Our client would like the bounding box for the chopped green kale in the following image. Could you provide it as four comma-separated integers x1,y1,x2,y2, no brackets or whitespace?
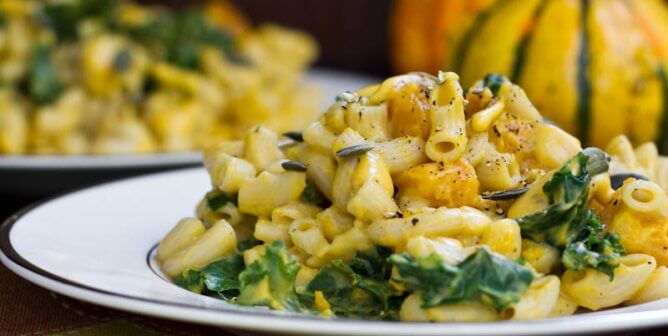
482,73,508,96
301,247,402,319
516,149,624,279
27,43,62,105
300,181,331,208
174,253,244,300
205,190,237,211
237,237,261,252
35,0,118,41
390,247,534,311
237,241,304,312
561,211,625,279
118,9,234,69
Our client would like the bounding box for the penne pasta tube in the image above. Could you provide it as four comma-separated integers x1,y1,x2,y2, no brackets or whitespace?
377,136,428,175
156,217,206,263
425,72,467,162
162,219,237,277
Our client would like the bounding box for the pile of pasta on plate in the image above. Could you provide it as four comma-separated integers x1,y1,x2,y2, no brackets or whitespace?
157,71,668,322
0,0,317,155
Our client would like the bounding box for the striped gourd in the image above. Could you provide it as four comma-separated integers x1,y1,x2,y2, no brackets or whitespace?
390,0,668,151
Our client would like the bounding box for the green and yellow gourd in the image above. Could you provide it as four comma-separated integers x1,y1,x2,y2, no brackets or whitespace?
390,0,668,151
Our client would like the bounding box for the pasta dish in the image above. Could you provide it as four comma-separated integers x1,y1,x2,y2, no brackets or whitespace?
0,0,317,155
157,71,668,321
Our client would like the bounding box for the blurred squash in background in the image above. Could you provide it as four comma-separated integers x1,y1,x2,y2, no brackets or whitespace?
390,0,668,151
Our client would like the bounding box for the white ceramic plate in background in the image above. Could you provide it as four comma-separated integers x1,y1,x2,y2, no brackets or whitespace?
0,69,377,197
2,167,668,336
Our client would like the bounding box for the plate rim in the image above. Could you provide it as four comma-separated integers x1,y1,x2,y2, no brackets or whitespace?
0,151,202,170
2,170,668,336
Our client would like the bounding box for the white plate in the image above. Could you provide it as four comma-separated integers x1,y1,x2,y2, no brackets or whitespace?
0,69,377,197
2,168,668,336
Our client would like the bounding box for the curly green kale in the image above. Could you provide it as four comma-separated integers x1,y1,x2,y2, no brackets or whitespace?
301,247,402,319
516,149,625,279
173,253,244,300
390,247,534,311
236,241,304,312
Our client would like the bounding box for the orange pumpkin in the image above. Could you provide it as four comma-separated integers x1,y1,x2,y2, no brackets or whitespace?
390,0,668,151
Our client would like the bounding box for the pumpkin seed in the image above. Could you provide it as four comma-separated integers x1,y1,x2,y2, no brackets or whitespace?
281,160,308,172
340,91,359,104
283,131,303,142
582,147,610,176
335,143,374,157
437,70,447,84
481,187,529,201
610,173,648,190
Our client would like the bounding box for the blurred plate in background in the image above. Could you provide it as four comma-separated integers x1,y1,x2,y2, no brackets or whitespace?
0,69,377,198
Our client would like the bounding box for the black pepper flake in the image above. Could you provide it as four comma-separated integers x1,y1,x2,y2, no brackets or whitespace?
493,125,501,137
411,218,419,225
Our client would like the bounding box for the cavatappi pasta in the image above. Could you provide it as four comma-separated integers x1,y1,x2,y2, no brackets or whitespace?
0,0,317,155
158,71,668,321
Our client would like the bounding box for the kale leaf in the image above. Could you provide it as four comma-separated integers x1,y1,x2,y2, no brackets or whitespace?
349,246,393,282
200,253,245,295
174,253,244,300
516,149,624,279
118,9,234,70
237,241,304,312
390,247,534,311
174,269,204,293
27,44,62,105
516,152,593,247
35,0,118,41
205,190,238,211
300,181,331,208
562,211,625,279
302,247,402,319
482,73,508,96
237,237,261,252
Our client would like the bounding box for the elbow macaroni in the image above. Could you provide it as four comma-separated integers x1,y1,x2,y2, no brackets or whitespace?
562,254,656,311
159,71,668,322
425,72,468,163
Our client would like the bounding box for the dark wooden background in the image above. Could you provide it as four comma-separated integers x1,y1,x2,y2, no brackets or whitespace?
142,0,394,77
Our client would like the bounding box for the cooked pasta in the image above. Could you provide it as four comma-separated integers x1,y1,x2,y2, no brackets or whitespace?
158,71,668,322
0,0,317,155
